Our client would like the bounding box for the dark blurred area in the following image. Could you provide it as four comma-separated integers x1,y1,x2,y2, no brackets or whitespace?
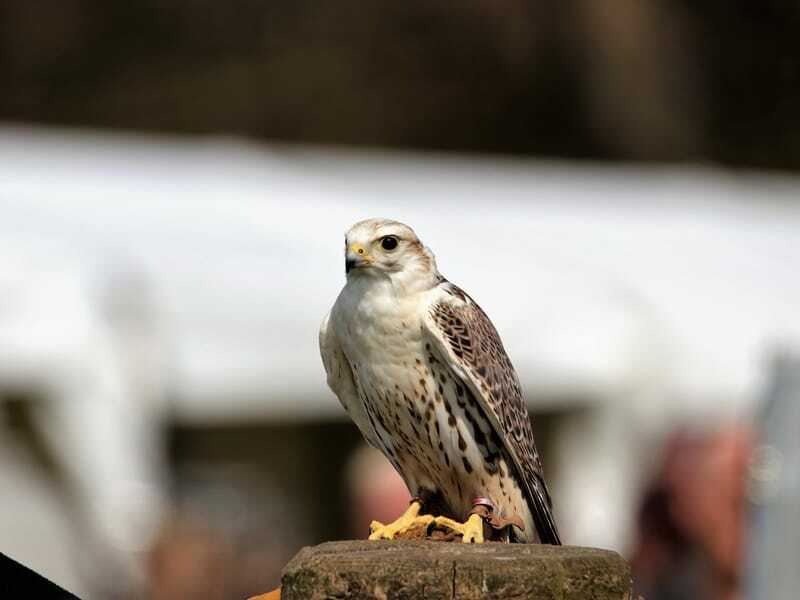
630,425,752,600
3,0,800,168
2,2,800,600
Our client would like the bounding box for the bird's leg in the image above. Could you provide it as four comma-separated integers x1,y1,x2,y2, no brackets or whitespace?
368,498,434,540
432,514,485,543
433,497,506,544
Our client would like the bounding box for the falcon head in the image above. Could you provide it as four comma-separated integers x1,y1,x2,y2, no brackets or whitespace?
344,218,438,284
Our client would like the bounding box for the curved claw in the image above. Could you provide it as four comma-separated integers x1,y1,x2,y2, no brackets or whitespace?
432,513,486,543
461,513,485,544
368,520,389,540
368,515,433,540
367,501,433,540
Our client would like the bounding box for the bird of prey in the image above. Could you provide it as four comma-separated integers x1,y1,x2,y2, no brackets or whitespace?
320,218,560,544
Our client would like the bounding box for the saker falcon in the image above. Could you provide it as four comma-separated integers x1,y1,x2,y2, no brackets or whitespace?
320,218,561,544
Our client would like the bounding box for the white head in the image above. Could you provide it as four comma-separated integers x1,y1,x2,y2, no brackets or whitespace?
343,218,439,292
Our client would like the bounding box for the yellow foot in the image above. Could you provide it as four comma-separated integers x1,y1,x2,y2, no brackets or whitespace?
368,501,434,540
433,513,485,543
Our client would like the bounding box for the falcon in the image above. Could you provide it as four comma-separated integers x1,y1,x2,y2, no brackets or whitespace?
319,218,560,544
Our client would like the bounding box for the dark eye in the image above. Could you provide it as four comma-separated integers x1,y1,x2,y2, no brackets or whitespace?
381,236,398,251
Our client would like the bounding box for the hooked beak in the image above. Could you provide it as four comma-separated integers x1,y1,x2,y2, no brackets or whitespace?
345,243,372,274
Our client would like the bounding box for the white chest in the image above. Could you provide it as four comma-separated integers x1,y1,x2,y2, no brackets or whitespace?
331,278,426,378
331,278,435,461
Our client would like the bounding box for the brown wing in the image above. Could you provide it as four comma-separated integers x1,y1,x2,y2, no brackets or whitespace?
423,280,561,544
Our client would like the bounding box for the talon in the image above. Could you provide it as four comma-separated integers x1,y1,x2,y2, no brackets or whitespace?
368,520,387,539
461,513,485,544
367,500,432,540
432,513,486,544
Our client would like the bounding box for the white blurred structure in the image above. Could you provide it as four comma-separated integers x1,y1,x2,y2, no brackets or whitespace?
0,236,167,597
0,126,798,591
747,353,800,600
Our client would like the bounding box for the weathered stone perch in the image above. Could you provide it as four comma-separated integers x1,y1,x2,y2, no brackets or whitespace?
281,540,631,600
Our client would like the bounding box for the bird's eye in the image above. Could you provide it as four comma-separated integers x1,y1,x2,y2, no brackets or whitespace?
381,236,399,251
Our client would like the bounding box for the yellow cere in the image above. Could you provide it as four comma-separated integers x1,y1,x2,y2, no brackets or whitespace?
350,243,373,261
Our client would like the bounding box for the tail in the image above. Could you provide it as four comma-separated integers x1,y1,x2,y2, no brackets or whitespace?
534,503,562,545
527,473,562,545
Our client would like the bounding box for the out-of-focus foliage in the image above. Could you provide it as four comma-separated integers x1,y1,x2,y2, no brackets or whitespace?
2,0,800,169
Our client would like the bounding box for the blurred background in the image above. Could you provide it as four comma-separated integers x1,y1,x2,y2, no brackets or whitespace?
1,2,799,599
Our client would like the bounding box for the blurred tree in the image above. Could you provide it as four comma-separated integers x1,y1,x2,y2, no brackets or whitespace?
1,0,799,169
